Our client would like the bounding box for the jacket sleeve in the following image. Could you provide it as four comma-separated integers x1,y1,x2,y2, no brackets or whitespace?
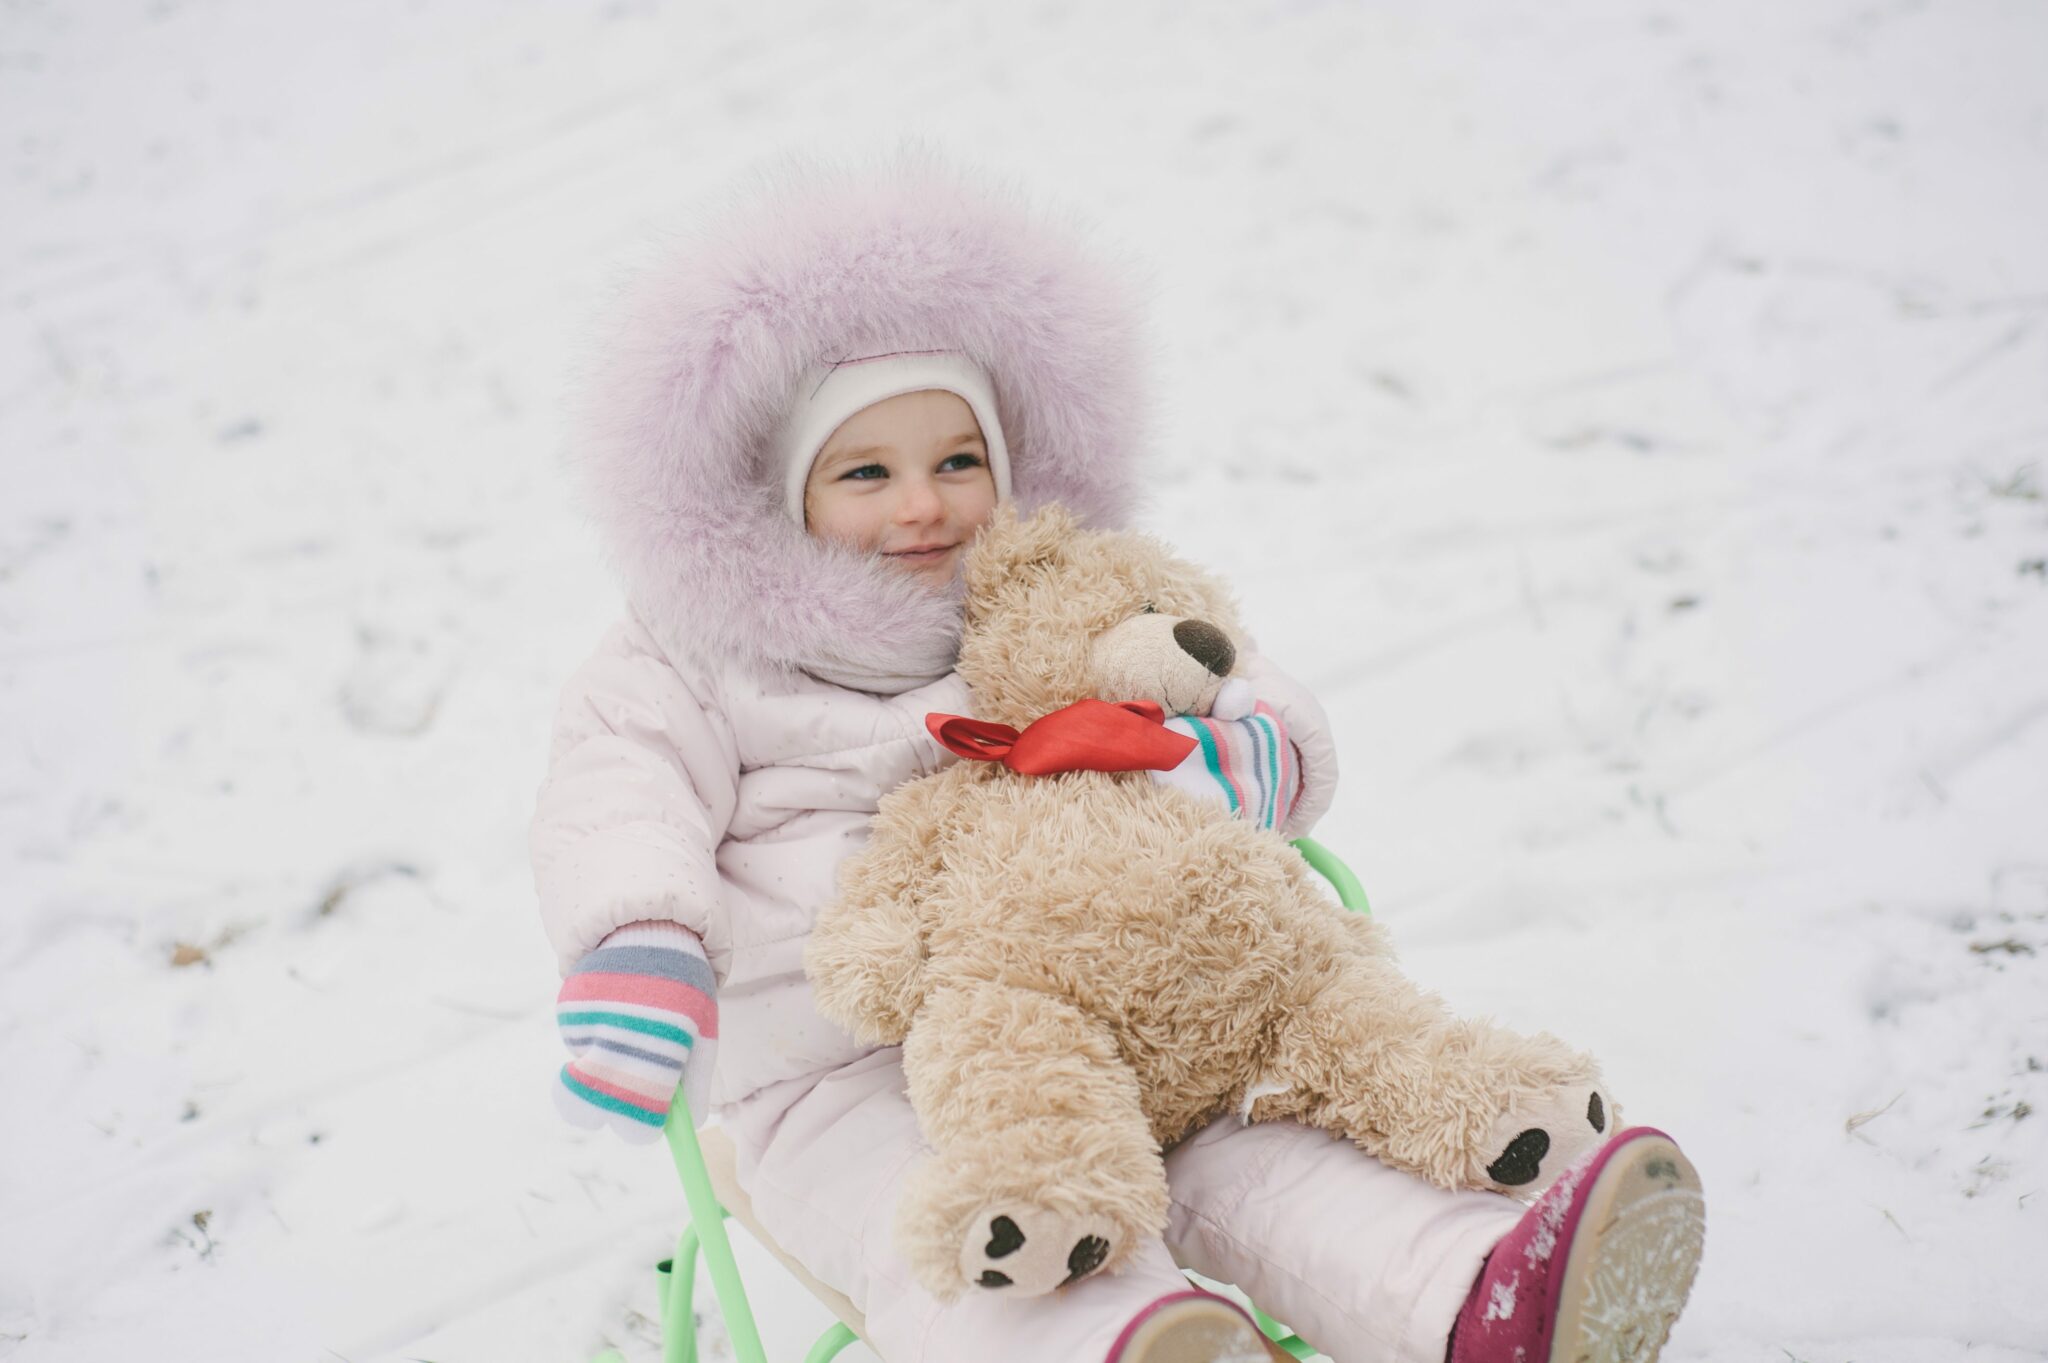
1233,644,1338,842
530,621,742,975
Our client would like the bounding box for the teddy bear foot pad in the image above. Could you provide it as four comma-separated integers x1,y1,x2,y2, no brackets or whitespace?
961,1206,1117,1294
1482,1083,1617,1199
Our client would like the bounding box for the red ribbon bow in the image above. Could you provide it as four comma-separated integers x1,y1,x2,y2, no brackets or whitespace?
926,699,1200,776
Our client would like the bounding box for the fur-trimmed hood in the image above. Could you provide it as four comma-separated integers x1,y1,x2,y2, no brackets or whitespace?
567,140,1161,692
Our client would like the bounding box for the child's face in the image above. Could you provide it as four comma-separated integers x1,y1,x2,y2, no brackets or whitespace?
803,389,998,588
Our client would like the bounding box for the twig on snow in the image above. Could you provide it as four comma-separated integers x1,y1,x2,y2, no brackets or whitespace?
1845,1091,1904,1142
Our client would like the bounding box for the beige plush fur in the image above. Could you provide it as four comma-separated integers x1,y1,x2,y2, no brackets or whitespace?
805,504,1616,1302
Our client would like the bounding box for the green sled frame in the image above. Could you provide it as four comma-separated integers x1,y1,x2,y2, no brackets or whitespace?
595,835,1370,1363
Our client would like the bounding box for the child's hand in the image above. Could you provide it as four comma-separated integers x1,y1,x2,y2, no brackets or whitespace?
1159,692,1303,832
554,920,719,1142
1226,650,1338,839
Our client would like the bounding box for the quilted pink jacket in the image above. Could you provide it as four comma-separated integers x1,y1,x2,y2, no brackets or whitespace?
530,144,1335,1108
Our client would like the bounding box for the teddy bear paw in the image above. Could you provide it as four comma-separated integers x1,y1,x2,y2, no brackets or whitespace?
1481,1084,1619,1199
958,1206,1118,1296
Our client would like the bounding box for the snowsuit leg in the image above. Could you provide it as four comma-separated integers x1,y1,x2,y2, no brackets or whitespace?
721,1048,1195,1363
724,1050,1521,1363
1162,1115,1521,1363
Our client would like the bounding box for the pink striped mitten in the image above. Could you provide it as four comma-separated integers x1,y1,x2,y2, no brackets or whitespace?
1154,679,1301,831
554,920,719,1142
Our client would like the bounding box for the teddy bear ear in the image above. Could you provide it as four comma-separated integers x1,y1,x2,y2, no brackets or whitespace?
965,501,1079,595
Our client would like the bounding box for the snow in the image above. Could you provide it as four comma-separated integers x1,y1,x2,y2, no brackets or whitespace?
4,1,2045,1360
1484,1276,1518,1325
1523,1157,1581,1270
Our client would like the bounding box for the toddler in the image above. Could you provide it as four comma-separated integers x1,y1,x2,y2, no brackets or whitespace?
535,145,1703,1363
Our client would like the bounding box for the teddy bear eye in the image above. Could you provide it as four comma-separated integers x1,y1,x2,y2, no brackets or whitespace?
1139,603,1158,615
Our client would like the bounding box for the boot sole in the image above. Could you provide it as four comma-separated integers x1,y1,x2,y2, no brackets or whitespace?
1112,1289,1282,1363
1546,1129,1705,1363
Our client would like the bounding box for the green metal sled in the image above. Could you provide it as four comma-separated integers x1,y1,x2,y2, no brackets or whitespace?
596,835,1370,1363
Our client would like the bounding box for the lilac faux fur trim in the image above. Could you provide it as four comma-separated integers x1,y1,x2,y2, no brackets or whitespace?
568,139,1161,688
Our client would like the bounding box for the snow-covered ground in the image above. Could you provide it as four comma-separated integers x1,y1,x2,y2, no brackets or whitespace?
4,2,2044,1359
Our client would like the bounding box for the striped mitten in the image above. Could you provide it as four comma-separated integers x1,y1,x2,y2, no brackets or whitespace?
1154,679,1300,831
554,920,719,1142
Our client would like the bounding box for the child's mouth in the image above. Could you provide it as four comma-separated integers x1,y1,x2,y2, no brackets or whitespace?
885,544,956,564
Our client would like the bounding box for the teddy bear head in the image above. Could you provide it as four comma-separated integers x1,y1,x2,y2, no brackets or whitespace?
956,503,1247,730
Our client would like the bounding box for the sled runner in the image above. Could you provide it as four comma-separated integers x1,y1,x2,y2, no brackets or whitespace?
593,836,1371,1363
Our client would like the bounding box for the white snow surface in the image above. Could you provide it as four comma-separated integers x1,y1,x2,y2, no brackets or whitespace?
4,2,2046,1360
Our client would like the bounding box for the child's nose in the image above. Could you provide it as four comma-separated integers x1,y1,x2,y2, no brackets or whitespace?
895,476,944,523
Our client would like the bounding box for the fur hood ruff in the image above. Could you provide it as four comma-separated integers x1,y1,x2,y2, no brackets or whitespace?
568,141,1160,692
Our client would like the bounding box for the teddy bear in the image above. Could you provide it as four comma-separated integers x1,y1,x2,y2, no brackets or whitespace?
803,503,1616,1302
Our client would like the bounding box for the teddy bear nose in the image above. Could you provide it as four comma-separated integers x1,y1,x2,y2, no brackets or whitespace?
1172,620,1236,677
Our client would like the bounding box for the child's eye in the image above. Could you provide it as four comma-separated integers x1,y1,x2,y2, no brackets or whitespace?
939,452,984,472
839,464,888,481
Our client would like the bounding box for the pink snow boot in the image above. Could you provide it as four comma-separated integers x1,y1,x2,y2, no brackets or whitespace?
1106,1289,1289,1363
1446,1126,1705,1363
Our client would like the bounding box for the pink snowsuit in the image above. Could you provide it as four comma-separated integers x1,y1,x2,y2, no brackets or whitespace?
533,147,1516,1362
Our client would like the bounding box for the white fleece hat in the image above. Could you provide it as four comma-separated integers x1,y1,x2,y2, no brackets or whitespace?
775,349,1012,524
